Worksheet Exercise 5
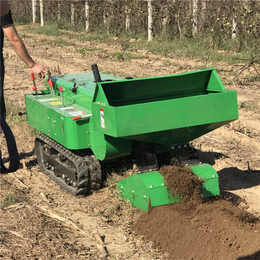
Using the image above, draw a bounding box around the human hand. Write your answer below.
[30,63,49,77]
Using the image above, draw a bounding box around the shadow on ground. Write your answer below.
[197,150,260,191]
[237,250,260,260]
[218,167,260,191]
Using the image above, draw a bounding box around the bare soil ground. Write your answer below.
[1,25,260,259]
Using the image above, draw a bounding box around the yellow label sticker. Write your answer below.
[49,101,62,106]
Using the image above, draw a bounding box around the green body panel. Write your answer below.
[25,94,91,149]
[117,164,220,211]
[93,91,237,141]
[188,164,220,197]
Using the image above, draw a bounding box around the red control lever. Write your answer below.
[48,78,54,88]
[48,78,54,95]
[31,72,37,91]
[59,86,64,107]
[72,114,92,121]
[72,116,82,121]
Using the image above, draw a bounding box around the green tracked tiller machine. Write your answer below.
[25,65,238,211]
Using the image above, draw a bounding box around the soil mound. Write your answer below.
[133,166,260,260]
[159,165,203,204]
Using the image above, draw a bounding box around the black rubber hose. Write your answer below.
[0,115,20,173]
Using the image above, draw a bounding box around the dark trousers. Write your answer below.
[0,62,6,119]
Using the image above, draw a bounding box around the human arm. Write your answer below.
[1,1,49,76]
[2,24,49,76]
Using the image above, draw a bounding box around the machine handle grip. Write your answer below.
[91,64,102,83]
[72,116,82,121]
[48,78,54,88]
[31,72,35,81]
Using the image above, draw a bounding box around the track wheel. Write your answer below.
[85,155,102,192]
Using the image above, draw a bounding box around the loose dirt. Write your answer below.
[160,165,203,204]
[133,198,260,260]
[134,165,260,259]
[1,25,260,259]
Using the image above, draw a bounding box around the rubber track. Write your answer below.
[35,133,91,196]
[88,155,101,191]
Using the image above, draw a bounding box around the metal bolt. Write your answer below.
[53,120,56,123]
[51,166,55,171]
[47,117,49,120]
[73,182,76,187]
[150,185,154,188]
[199,162,202,164]
[149,169,152,172]
[67,178,70,182]
[88,144,91,147]
[144,195,147,199]
[171,146,175,150]
[54,133,57,136]
[46,162,49,166]
[132,190,134,193]
[87,131,90,134]
[212,174,216,178]
[178,146,181,148]
[120,186,123,189]
[62,174,65,179]
[184,144,187,148]
[138,171,141,174]
[162,183,165,186]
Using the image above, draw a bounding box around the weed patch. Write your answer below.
[240,100,258,110]
[109,51,143,61]
[5,99,26,127]
[1,193,20,208]
[25,24,61,36]
[244,75,260,83]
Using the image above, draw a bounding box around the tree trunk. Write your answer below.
[148,0,153,41]
[192,0,198,37]
[103,4,110,34]
[71,4,75,27]
[32,0,36,24]
[201,0,206,30]
[40,0,44,26]
[162,3,168,34]
[232,16,237,39]
[125,5,130,32]
[57,2,61,22]
[85,0,89,31]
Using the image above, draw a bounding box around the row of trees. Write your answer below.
[10,0,260,47]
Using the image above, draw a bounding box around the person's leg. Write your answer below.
[0,63,6,119]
